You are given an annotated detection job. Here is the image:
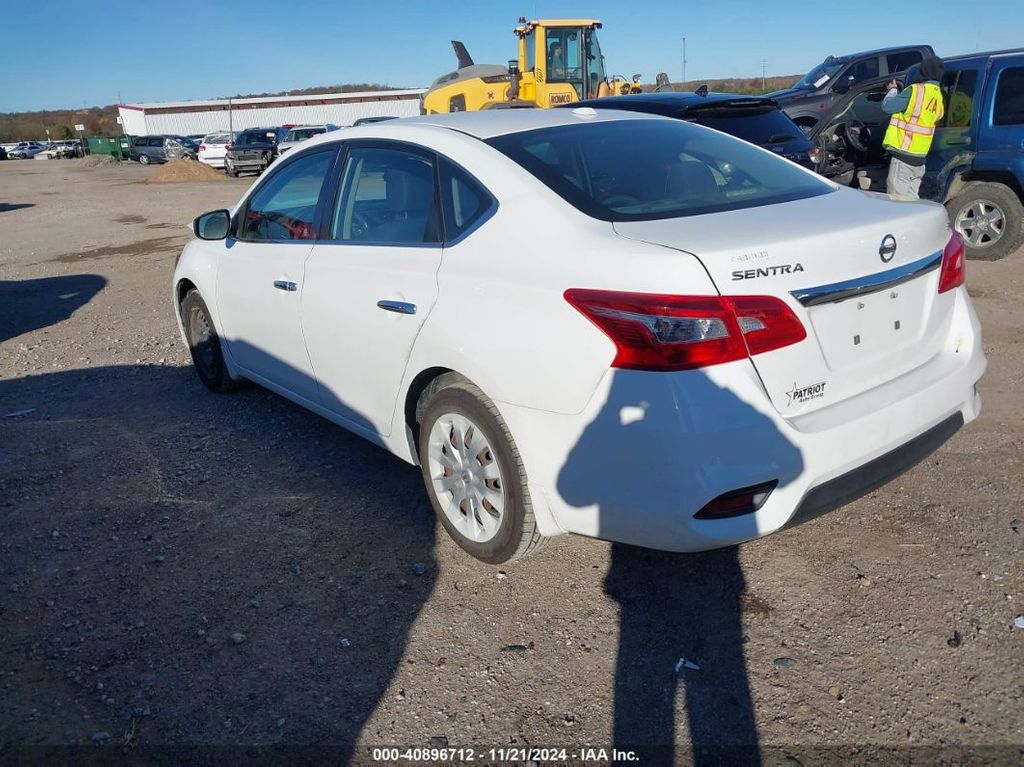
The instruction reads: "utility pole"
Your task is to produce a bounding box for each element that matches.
[761,59,767,93]
[682,37,687,86]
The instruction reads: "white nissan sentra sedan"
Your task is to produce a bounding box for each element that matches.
[172,108,985,564]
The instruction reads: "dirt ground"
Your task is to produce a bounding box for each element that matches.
[1,158,1021,764]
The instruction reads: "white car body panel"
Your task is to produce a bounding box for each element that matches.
[172,109,986,553]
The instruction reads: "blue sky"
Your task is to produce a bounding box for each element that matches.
[1,0,1021,112]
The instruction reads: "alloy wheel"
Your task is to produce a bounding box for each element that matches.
[955,199,1005,249]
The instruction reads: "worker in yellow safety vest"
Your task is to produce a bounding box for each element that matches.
[881,54,945,200]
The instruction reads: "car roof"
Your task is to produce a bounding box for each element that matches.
[395,107,661,139]
[944,47,1024,63]
[573,92,776,112]
[823,44,932,59]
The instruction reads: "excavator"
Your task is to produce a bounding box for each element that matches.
[421,18,643,114]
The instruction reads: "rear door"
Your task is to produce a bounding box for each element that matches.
[977,56,1024,169]
[302,141,444,437]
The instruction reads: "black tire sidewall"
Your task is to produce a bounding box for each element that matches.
[948,182,1024,261]
[419,387,527,564]
[181,290,229,391]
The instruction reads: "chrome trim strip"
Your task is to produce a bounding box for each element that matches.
[791,251,942,307]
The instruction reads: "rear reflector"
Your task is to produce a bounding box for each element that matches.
[938,232,965,294]
[695,480,778,519]
[564,289,806,371]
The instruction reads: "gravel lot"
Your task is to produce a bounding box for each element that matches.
[1,158,1022,763]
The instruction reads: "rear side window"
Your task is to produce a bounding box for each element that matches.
[486,119,832,222]
[239,150,333,241]
[887,51,923,73]
[331,146,440,244]
[147,137,163,147]
[993,66,1024,126]
[439,158,491,241]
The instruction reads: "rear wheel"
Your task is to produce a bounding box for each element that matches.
[947,181,1024,261]
[418,376,545,564]
[180,289,238,392]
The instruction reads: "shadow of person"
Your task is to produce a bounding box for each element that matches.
[0,274,106,343]
[557,368,805,764]
[0,361,435,761]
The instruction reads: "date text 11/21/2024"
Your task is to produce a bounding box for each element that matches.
[369,746,640,762]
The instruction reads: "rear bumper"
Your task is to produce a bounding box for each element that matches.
[497,286,985,552]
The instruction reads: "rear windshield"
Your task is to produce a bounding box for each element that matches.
[687,105,806,146]
[240,131,277,145]
[486,119,832,222]
[285,127,326,142]
[203,133,231,144]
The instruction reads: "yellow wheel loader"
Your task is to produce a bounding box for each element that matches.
[421,18,642,114]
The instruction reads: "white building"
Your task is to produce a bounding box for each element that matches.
[117,88,426,136]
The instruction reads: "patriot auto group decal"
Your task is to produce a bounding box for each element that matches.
[786,380,827,406]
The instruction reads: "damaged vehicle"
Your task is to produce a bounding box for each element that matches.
[810,48,1024,260]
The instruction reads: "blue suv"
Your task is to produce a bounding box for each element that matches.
[810,48,1024,260]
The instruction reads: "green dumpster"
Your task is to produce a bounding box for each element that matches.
[87,136,135,160]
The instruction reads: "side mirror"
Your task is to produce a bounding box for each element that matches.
[194,209,231,240]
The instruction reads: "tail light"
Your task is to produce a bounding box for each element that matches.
[938,232,965,294]
[225,143,233,151]
[564,289,806,372]
[199,144,206,151]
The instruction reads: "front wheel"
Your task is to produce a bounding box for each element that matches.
[947,181,1024,261]
[418,377,545,564]
[180,289,238,392]
[138,154,150,165]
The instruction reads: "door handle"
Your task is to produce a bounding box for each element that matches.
[377,300,417,315]
[273,280,297,292]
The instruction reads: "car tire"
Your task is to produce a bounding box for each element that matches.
[418,375,546,564]
[180,289,239,393]
[946,181,1024,261]
[138,154,150,165]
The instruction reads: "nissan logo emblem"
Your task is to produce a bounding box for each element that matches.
[879,234,897,263]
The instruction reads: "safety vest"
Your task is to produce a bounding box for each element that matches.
[883,82,944,157]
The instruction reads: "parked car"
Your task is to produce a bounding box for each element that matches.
[174,109,984,563]
[278,125,332,156]
[769,45,934,133]
[810,48,1024,259]
[198,132,234,168]
[130,135,198,165]
[569,91,819,169]
[7,141,46,159]
[36,140,82,160]
[223,128,278,176]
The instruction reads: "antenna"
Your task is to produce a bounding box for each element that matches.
[681,37,688,85]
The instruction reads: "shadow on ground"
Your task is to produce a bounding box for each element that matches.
[0,202,36,213]
[0,363,436,758]
[0,274,106,343]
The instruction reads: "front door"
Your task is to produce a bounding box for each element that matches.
[215,147,336,404]
[303,143,443,437]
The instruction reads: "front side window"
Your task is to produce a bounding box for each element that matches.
[887,51,923,73]
[545,28,582,95]
[943,70,978,128]
[585,29,607,99]
[993,66,1024,126]
[331,146,440,244]
[843,57,880,86]
[239,150,333,241]
[487,119,833,222]
[147,137,163,147]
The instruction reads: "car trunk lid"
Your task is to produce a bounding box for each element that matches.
[613,190,956,418]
